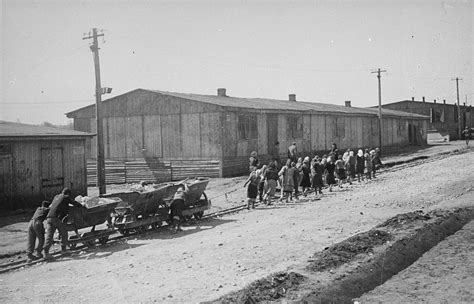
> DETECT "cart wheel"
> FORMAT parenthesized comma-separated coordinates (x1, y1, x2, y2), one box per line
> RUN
(69, 243, 77, 250)
(152, 221, 162, 229)
(194, 211, 204, 220)
(85, 240, 95, 248)
(99, 236, 109, 245)
(136, 226, 146, 234)
(119, 229, 130, 236)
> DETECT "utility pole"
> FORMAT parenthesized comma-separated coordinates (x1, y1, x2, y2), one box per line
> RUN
(83, 28, 106, 195)
(451, 77, 462, 139)
(372, 68, 387, 152)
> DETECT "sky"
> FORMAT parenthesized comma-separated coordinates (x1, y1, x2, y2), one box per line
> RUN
(1, 0, 473, 125)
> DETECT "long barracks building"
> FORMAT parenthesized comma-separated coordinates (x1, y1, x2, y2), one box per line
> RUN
(67, 88, 429, 182)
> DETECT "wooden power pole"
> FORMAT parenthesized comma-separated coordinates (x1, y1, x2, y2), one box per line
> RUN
(83, 28, 106, 195)
(451, 77, 463, 139)
(372, 68, 386, 152)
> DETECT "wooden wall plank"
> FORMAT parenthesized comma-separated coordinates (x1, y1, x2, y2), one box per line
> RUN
(200, 112, 221, 158)
(143, 115, 162, 158)
(181, 113, 202, 157)
(161, 115, 182, 158)
(257, 113, 267, 156)
(222, 112, 237, 158)
(125, 116, 144, 159)
(302, 114, 312, 152)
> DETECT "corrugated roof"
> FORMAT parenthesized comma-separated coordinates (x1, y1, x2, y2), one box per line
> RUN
(0, 121, 95, 138)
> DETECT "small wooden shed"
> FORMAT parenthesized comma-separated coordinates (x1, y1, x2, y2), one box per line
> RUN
(0, 121, 94, 210)
(66, 88, 429, 181)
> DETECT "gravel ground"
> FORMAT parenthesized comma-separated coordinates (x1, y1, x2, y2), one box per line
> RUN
(0, 142, 472, 303)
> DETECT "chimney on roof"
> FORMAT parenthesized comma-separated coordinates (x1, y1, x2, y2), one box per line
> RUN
(434, 99, 436, 103)
(288, 94, 296, 102)
(412, 97, 415, 101)
(443, 99, 446, 104)
(345, 100, 352, 107)
(422, 96, 425, 102)
(217, 88, 227, 97)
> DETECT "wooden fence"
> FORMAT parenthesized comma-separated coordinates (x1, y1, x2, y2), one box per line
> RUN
(87, 158, 220, 186)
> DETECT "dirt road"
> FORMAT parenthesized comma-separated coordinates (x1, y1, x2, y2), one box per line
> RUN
(0, 145, 473, 303)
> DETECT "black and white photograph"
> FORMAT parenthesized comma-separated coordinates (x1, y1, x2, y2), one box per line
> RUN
(1, 0, 473, 303)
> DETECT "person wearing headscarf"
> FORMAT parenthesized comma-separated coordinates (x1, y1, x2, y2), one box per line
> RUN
(345, 150, 356, 184)
(311, 156, 325, 197)
(325, 155, 337, 192)
(355, 149, 365, 182)
(279, 159, 295, 203)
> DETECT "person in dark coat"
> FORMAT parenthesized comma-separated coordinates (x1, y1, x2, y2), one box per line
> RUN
(325, 155, 337, 192)
(300, 157, 312, 196)
(26, 200, 50, 262)
(43, 188, 84, 259)
(170, 183, 189, 232)
(244, 169, 260, 209)
(311, 156, 325, 196)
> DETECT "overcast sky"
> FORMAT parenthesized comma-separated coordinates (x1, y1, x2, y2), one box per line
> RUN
(1, 0, 473, 125)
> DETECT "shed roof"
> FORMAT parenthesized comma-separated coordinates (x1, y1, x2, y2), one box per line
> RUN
(66, 89, 429, 119)
(0, 121, 95, 140)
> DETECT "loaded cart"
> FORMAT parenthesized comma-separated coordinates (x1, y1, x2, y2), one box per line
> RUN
(66, 196, 122, 248)
(179, 177, 211, 220)
(110, 177, 212, 235)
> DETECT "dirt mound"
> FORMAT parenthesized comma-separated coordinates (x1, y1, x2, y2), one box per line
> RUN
(307, 229, 392, 272)
(212, 207, 474, 304)
(215, 271, 306, 303)
(375, 210, 431, 228)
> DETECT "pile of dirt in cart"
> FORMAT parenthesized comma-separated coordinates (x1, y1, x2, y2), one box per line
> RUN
(213, 207, 474, 304)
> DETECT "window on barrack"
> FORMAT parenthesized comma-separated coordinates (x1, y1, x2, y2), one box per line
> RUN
(287, 115, 303, 139)
(238, 114, 258, 140)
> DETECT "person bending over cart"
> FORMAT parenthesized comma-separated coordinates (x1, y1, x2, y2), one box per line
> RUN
(26, 200, 50, 262)
(43, 188, 85, 260)
(170, 183, 189, 232)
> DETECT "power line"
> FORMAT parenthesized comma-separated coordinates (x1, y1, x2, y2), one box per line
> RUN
(2, 99, 94, 105)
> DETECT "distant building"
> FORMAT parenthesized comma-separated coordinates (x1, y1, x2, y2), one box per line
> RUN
(0, 121, 94, 210)
(380, 97, 473, 140)
(66, 88, 429, 181)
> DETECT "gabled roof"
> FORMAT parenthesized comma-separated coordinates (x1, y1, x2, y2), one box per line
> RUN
(66, 89, 429, 119)
(0, 121, 95, 140)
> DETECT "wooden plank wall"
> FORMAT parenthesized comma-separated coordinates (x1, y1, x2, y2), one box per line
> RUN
(3, 139, 88, 210)
(86, 158, 220, 185)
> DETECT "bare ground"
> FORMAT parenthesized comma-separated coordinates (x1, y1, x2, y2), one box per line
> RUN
(0, 142, 473, 303)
